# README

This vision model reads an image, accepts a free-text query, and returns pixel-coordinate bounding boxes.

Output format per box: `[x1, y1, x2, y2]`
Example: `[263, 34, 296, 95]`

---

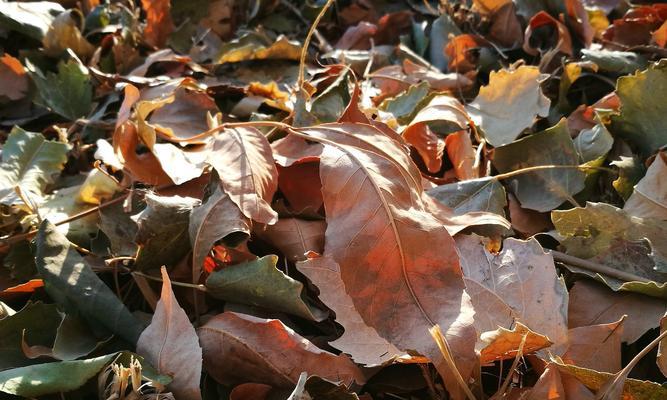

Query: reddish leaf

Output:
[141, 0, 174, 48]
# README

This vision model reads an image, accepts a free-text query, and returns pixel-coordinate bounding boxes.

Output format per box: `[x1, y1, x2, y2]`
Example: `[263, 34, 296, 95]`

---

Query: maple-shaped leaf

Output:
[206, 126, 278, 225]
[189, 184, 250, 281]
[25, 59, 93, 121]
[197, 312, 365, 388]
[456, 234, 569, 347]
[467, 66, 550, 147]
[206, 255, 327, 321]
[292, 122, 476, 397]
[137, 267, 202, 400]
[297, 255, 402, 366]
[0, 127, 69, 207]
[610, 60, 667, 157]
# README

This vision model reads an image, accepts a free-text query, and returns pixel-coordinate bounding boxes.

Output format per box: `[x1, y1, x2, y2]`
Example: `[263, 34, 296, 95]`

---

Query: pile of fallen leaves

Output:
[2, 0, 667, 398]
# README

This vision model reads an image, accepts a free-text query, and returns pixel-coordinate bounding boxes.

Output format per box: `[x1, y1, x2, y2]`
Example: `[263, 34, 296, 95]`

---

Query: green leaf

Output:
[492, 119, 585, 212]
[610, 60, 667, 157]
[310, 72, 350, 123]
[133, 193, 200, 271]
[0, 1, 64, 40]
[26, 58, 93, 121]
[380, 82, 430, 125]
[205, 255, 327, 321]
[552, 202, 667, 278]
[580, 49, 648, 75]
[427, 177, 507, 216]
[35, 220, 145, 344]
[0, 302, 62, 370]
[0, 126, 69, 207]
[0, 354, 115, 397]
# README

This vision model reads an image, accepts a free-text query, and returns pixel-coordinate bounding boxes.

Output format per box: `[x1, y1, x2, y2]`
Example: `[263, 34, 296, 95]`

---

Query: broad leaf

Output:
[0, 1, 64, 40]
[480, 322, 552, 364]
[197, 312, 365, 388]
[0, 127, 69, 206]
[467, 66, 550, 146]
[255, 218, 325, 262]
[624, 152, 667, 220]
[456, 235, 569, 346]
[206, 126, 278, 225]
[610, 60, 667, 157]
[294, 122, 477, 396]
[562, 318, 624, 373]
[35, 221, 144, 344]
[205, 255, 327, 321]
[137, 267, 202, 400]
[0, 302, 61, 369]
[297, 255, 401, 366]
[492, 119, 585, 212]
[427, 177, 507, 216]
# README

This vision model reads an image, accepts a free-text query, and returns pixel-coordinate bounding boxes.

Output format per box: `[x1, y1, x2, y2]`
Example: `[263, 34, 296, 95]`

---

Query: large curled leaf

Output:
[611, 60, 667, 157]
[294, 122, 476, 396]
[197, 312, 365, 388]
[492, 119, 585, 212]
[137, 267, 202, 400]
[205, 255, 327, 321]
[35, 221, 144, 344]
[0, 126, 69, 207]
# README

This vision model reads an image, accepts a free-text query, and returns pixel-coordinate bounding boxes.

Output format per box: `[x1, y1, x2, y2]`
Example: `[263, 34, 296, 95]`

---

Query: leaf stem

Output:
[130, 270, 207, 292]
[493, 164, 615, 181]
[549, 250, 652, 283]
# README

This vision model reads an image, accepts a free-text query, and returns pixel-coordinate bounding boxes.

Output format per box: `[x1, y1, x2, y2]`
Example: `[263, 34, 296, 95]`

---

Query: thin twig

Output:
[493, 164, 615, 181]
[298, 0, 336, 88]
[550, 250, 651, 283]
[131, 270, 207, 292]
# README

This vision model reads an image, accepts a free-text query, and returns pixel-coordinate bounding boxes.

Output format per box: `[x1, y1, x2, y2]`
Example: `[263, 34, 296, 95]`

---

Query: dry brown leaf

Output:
[42, 10, 95, 58]
[562, 318, 624, 373]
[256, 219, 325, 262]
[568, 280, 666, 344]
[297, 255, 402, 366]
[403, 124, 444, 174]
[523, 11, 573, 56]
[464, 278, 515, 349]
[141, 0, 174, 48]
[444, 34, 488, 73]
[197, 312, 365, 388]
[525, 363, 566, 400]
[508, 193, 552, 236]
[0, 54, 28, 101]
[624, 152, 667, 220]
[445, 130, 477, 180]
[137, 267, 202, 400]
[206, 126, 278, 225]
[456, 235, 569, 347]
[276, 161, 324, 214]
[480, 322, 553, 364]
[294, 122, 477, 398]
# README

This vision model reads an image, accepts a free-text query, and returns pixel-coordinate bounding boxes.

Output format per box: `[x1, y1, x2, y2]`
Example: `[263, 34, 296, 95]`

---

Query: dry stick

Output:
[280, 0, 333, 53]
[550, 250, 651, 283]
[493, 334, 527, 399]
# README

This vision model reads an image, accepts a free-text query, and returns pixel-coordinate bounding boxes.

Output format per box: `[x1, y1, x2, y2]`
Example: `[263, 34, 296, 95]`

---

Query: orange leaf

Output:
[141, 0, 174, 48]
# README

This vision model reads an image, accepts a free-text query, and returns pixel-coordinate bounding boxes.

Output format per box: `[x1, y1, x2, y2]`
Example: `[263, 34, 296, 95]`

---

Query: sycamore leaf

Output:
[610, 60, 667, 157]
[197, 312, 365, 388]
[467, 66, 550, 146]
[456, 235, 569, 347]
[137, 267, 202, 400]
[294, 122, 476, 397]
[492, 119, 585, 212]
[624, 152, 667, 220]
[133, 193, 200, 271]
[0, 302, 62, 369]
[26, 59, 93, 121]
[568, 280, 666, 344]
[297, 255, 402, 366]
[480, 322, 552, 364]
[206, 126, 278, 225]
[189, 184, 251, 281]
[0, 126, 69, 207]
[255, 218, 325, 262]
[35, 221, 144, 344]
[205, 255, 327, 321]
